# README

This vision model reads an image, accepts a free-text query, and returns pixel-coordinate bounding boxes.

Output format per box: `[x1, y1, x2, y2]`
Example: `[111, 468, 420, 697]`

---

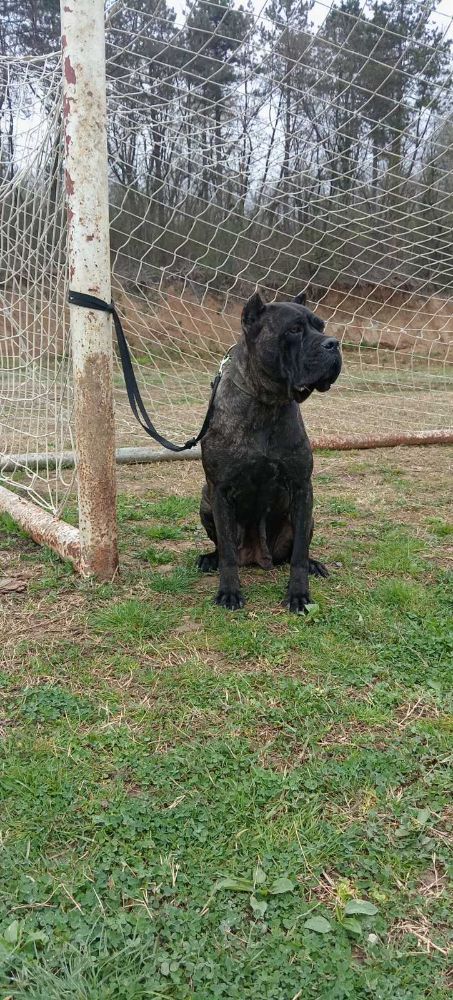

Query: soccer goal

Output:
[1, 0, 452, 576]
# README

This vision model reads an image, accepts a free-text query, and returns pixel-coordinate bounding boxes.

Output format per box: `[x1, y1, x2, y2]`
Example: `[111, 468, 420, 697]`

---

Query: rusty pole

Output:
[0, 486, 82, 571]
[3, 426, 453, 475]
[60, 0, 118, 579]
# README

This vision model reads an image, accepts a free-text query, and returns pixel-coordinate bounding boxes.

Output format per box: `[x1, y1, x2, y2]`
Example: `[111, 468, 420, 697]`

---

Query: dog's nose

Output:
[323, 337, 340, 351]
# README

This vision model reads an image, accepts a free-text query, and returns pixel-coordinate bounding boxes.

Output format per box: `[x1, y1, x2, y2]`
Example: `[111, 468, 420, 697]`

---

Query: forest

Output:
[1, 0, 453, 297]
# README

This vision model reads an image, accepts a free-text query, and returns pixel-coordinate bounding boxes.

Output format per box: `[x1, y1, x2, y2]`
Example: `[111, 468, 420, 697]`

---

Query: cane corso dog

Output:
[197, 290, 342, 612]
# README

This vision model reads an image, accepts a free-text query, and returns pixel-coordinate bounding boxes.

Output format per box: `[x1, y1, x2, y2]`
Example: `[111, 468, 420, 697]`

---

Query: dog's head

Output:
[241, 290, 341, 402]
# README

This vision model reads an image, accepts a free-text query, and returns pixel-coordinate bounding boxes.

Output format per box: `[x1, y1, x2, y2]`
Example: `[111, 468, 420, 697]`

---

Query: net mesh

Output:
[107, 0, 453, 450]
[1, 1, 453, 517]
[0, 53, 73, 513]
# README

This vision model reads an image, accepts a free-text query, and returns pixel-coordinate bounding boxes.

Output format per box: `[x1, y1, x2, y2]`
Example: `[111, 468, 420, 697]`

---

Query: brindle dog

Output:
[197, 290, 342, 612]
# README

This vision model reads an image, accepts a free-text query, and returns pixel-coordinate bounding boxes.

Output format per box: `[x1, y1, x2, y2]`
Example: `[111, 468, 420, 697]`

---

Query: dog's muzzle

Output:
[294, 343, 342, 400]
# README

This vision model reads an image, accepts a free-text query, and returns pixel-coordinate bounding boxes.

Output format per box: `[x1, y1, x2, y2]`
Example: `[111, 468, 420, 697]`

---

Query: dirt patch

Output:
[388, 916, 450, 956]
[316, 285, 453, 358]
[248, 722, 311, 771]
[395, 701, 441, 728]
[113, 445, 453, 525]
[0, 715, 15, 739]
[3, 281, 453, 364]
[418, 861, 449, 900]
[427, 807, 453, 848]
[318, 720, 391, 752]
[308, 870, 346, 904]
[113, 281, 453, 360]
[116, 460, 205, 498]
[0, 591, 88, 676]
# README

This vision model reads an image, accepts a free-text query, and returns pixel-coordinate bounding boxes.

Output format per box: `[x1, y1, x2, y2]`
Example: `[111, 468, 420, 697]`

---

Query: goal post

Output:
[60, 0, 118, 579]
[0, 0, 118, 580]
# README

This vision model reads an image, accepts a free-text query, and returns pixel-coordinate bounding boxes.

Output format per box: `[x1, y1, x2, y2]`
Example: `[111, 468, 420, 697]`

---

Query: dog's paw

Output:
[215, 589, 245, 611]
[308, 558, 329, 578]
[284, 589, 310, 614]
[197, 550, 219, 574]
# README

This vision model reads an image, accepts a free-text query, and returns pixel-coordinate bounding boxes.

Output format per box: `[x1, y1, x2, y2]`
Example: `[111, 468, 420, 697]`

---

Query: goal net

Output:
[0, 53, 72, 514]
[1, 0, 452, 528]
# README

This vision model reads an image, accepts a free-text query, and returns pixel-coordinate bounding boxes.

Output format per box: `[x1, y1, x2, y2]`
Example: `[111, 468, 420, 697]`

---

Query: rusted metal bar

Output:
[0, 486, 82, 571]
[0, 446, 202, 472]
[1, 451, 78, 473]
[2, 426, 452, 476]
[311, 429, 453, 450]
[116, 430, 451, 456]
[60, 0, 118, 581]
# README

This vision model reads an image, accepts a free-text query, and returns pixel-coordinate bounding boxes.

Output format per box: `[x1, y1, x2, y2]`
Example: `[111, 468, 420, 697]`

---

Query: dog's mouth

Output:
[293, 385, 313, 402]
[293, 362, 341, 401]
[293, 376, 333, 401]
[314, 376, 333, 393]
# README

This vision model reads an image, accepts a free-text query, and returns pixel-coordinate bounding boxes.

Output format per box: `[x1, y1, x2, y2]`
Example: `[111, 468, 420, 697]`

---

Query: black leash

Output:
[68, 290, 225, 452]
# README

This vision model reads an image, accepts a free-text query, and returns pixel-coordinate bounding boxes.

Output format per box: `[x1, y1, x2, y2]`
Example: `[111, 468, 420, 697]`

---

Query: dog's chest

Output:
[228, 411, 309, 478]
[204, 388, 312, 502]
[225, 454, 284, 512]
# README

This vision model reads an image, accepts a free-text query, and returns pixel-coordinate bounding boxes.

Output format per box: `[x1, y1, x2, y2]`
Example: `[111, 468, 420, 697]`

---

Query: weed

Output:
[143, 545, 175, 565]
[146, 523, 186, 540]
[427, 517, 453, 539]
[146, 496, 199, 519]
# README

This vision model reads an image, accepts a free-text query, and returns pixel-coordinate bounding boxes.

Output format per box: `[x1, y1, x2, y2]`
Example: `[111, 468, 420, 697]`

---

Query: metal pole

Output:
[0, 486, 82, 571]
[60, 0, 118, 579]
[2, 427, 452, 475]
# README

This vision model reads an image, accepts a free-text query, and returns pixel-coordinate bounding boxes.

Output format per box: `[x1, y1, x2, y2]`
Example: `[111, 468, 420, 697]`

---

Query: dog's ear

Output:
[241, 291, 266, 341]
[293, 291, 307, 306]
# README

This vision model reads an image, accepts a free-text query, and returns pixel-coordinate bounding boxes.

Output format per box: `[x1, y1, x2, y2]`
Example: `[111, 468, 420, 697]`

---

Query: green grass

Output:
[146, 523, 187, 540]
[0, 452, 452, 999]
[143, 545, 176, 565]
[90, 600, 180, 646]
[0, 511, 28, 538]
[426, 517, 453, 539]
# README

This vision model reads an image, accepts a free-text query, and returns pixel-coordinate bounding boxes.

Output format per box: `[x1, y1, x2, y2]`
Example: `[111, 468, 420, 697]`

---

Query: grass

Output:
[0, 447, 452, 999]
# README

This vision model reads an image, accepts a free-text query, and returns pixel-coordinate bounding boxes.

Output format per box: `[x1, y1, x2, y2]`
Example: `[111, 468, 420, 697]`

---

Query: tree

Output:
[106, 0, 180, 242]
[182, 0, 250, 203]
[257, 0, 313, 215]
[364, 0, 451, 187]
[0, 0, 59, 57]
[311, 0, 370, 199]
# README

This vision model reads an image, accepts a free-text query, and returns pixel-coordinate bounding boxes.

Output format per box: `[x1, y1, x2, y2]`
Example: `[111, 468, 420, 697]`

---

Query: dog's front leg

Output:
[285, 482, 312, 613]
[212, 488, 244, 610]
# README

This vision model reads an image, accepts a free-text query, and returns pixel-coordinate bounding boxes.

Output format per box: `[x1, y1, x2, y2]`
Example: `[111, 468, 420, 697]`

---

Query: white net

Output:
[1, 0, 453, 518]
[0, 52, 72, 513]
[106, 0, 453, 450]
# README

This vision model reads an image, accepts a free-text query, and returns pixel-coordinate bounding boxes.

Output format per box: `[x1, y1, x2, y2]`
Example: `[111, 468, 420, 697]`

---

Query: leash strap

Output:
[68, 290, 224, 452]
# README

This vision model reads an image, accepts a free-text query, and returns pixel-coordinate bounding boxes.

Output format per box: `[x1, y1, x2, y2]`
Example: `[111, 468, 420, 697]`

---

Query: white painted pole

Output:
[0, 486, 82, 571]
[60, 0, 118, 579]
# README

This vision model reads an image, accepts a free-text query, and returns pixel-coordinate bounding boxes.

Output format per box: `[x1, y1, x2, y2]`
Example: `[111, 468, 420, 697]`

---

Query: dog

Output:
[197, 290, 342, 612]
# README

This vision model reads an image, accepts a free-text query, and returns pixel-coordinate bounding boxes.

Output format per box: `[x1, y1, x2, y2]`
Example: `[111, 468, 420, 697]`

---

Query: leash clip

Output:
[218, 349, 232, 377]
